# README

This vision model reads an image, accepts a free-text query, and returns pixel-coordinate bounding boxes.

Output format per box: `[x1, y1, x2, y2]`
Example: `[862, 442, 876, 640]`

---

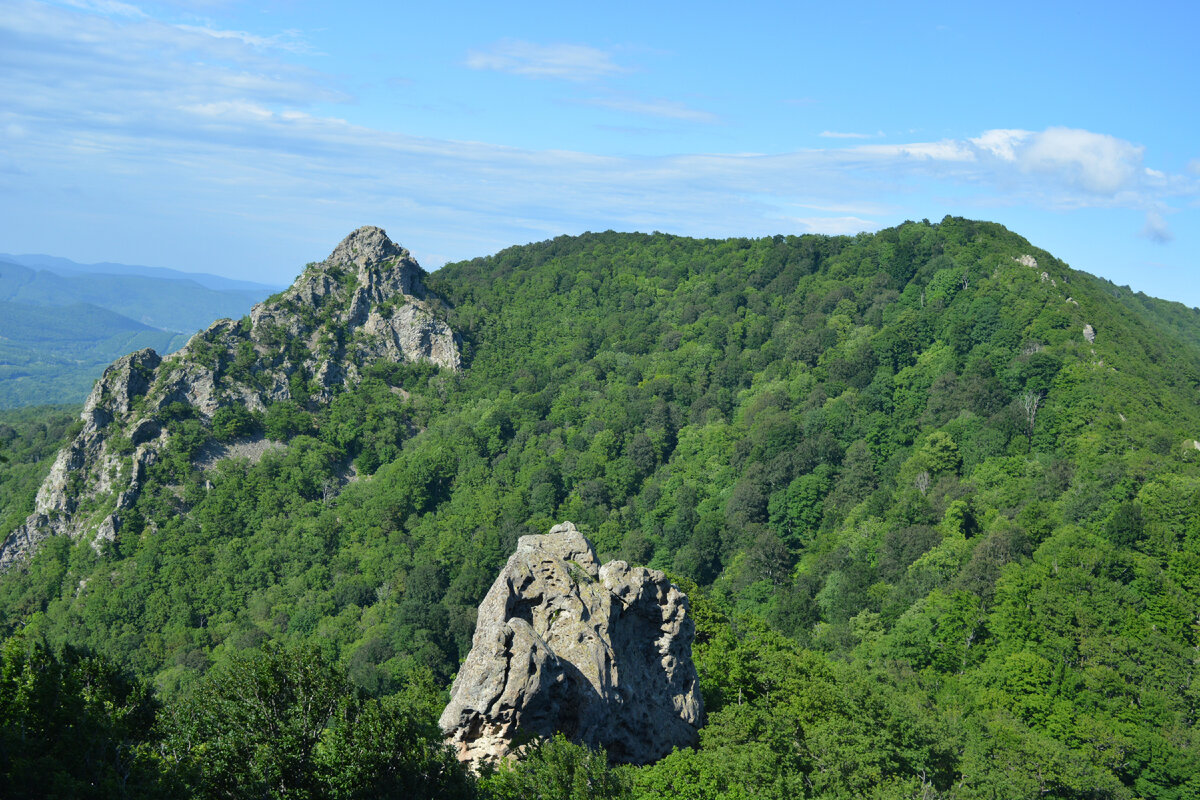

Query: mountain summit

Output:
[0, 227, 460, 569]
[324, 225, 412, 271]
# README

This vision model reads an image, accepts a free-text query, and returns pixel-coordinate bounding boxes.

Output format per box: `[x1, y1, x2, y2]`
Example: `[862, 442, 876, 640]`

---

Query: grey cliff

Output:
[0, 227, 460, 570]
[439, 522, 704, 767]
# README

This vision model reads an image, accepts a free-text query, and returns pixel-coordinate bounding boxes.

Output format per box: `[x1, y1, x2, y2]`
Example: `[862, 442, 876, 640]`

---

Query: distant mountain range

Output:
[0, 255, 282, 408]
[0, 253, 281, 296]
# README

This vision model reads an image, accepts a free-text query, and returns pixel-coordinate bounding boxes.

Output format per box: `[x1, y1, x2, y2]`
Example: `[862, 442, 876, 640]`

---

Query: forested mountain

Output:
[1, 217, 1199, 799]
[0, 259, 276, 408]
[0, 299, 191, 408]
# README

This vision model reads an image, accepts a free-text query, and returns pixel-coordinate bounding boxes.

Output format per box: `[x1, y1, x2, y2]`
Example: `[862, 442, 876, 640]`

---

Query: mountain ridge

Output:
[0, 252, 282, 295]
[0, 226, 459, 570]
[2, 217, 1199, 797]
[0, 256, 281, 408]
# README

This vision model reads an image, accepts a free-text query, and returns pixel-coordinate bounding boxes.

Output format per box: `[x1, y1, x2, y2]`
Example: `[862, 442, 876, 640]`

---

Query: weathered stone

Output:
[1083, 323, 1096, 343]
[439, 522, 704, 767]
[0, 227, 461, 570]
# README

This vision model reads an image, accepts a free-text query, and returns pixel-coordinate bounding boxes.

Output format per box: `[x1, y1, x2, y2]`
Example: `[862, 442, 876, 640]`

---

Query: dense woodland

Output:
[2, 217, 1199, 798]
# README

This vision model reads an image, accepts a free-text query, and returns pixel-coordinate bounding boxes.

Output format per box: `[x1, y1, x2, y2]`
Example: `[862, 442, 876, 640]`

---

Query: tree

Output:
[478, 734, 629, 800]
[1018, 389, 1043, 446]
[0, 634, 178, 799]
[163, 644, 470, 800]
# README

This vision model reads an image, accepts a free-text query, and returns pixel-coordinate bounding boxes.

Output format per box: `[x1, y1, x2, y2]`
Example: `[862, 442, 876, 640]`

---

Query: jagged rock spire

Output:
[324, 226, 411, 269]
[439, 522, 704, 767]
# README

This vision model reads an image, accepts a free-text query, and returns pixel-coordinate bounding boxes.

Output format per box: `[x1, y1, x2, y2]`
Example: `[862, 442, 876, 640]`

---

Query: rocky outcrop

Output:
[0, 227, 461, 570]
[439, 522, 704, 767]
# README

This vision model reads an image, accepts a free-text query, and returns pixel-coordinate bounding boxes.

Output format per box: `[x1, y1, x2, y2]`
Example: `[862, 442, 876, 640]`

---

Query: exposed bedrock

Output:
[439, 521, 704, 767]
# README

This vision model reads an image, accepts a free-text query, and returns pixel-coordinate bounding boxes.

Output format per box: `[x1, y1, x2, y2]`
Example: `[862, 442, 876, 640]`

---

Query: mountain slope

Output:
[0, 300, 190, 408]
[0, 260, 269, 333]
[1, 217, 1198, 798]
[0, 252, 281, 294]
[0, 225, 459, 570]
[0, 258, 279, 407]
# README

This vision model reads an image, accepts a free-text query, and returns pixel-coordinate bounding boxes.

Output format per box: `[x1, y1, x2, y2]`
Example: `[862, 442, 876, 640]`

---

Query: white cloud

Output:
[465, 40, 627, 81]
[969, 129, 1029, 161]
[1141, 209, 1173, 243]
[581, 96, 718, 123]
[1017, 127, 1144, 195]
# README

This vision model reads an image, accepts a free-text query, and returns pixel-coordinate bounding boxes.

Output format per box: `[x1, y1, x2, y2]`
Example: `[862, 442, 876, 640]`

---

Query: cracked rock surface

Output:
[439, 522, 704, 767]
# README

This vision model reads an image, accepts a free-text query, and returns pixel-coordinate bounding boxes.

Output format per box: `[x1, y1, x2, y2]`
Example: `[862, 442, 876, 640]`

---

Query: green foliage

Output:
[0, 632, 179, 798]
[264, 399, 316, 440]
[0, 405, 78, 534]
[6, 218, 1200, 797]
[480, 734, 630, 800]
[163, 643, 470, 800]
[210, 404, 260, 441]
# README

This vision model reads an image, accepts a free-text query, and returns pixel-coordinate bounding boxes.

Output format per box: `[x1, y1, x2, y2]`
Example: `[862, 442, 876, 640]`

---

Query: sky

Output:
[2, 0, 1198, 305]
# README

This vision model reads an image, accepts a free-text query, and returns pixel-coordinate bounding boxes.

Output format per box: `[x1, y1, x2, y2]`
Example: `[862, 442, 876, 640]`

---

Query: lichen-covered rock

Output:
[439, 522, 704, 767]
[0, 227, 460, 570]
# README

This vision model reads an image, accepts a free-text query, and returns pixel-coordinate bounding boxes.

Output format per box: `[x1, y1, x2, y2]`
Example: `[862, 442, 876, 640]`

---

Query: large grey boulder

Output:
[439, 522, 704, 767]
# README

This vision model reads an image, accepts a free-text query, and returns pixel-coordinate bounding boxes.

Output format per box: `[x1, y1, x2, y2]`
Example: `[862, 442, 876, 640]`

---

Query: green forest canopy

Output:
[1, 217, 1199, 798]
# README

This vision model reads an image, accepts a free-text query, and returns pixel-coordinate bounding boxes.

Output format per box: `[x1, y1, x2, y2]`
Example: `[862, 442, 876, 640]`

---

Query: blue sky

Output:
[2, 0, 1198, 305]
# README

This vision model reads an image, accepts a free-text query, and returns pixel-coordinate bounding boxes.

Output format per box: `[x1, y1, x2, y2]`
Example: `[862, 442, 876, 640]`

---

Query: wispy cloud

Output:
[819, 130, 882, 139]
[465, 40, 627, 81]
[786, 216, 880, 235]
[175, 24, 315, 55]
[60, 0, 146, 18]
[580, 95, 718, 123]
[1141, 209, 1173, 243]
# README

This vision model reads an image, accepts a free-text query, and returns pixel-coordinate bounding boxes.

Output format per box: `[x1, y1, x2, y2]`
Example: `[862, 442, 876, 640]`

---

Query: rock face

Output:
[439, 522, 704, 767]
[0, 227, 461, 570]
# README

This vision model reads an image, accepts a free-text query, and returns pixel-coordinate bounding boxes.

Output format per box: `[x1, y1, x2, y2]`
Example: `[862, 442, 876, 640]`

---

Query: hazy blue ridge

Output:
[0, 255, 276, 407]
[0, 252, 283, 294]
[0, 260, 269, 333]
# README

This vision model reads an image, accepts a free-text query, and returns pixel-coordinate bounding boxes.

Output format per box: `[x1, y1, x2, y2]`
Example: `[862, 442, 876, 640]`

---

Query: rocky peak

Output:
[81, 348, 162, 434]
[325, 225, 411, 270]
[439, 522, 704, 767]
[0, 227, 461, 570]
